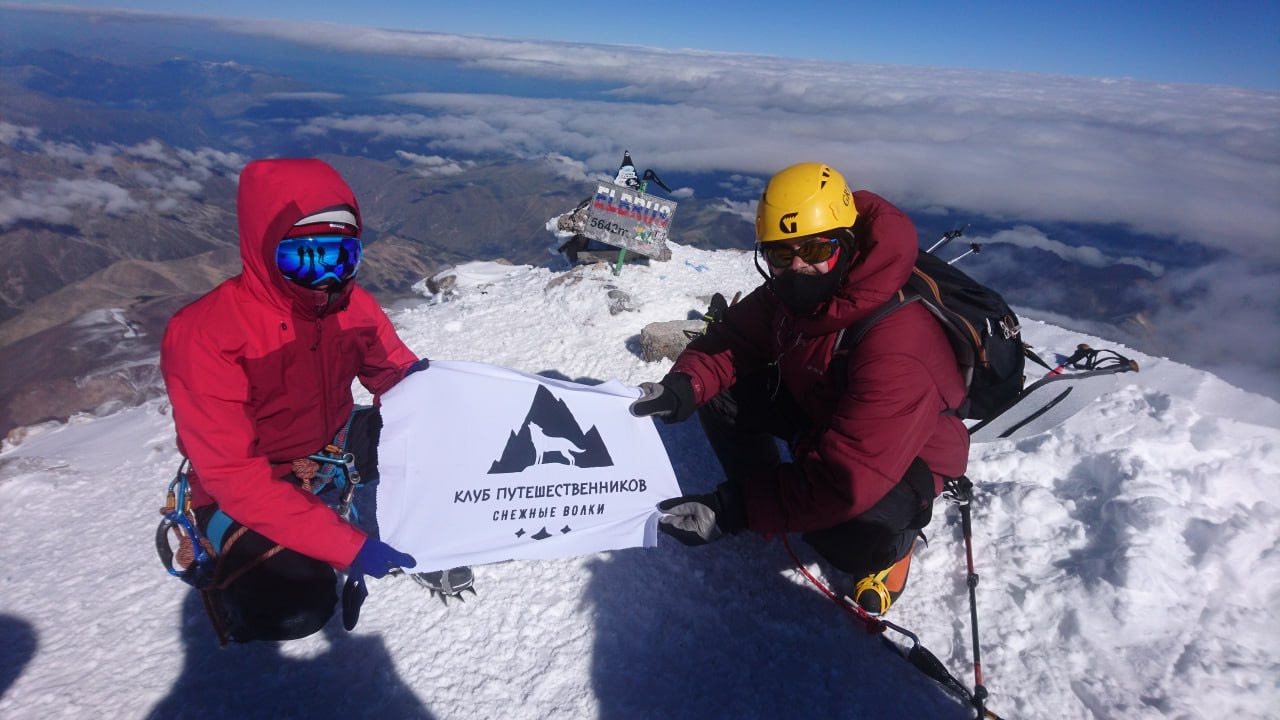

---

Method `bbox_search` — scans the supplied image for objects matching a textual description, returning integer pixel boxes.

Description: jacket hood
[236,158,362,314]
[787,191,918,336]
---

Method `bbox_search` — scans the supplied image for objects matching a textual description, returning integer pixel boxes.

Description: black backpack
[836,249,1034,421]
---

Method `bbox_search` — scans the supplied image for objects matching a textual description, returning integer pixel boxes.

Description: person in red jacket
[161,158,424,643]
[630,162,969,614]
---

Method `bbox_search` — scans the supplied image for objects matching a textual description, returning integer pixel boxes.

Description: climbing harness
[289,407,365,521]
[155,410,366,578]
[155,459,216,589]
[154,409,373,644]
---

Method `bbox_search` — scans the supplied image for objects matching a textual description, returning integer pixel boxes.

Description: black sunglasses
[760,236,840,269]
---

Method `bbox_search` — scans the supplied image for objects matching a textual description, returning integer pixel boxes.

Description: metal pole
[927,225,968,254]
[956,477,989,717]
[948,243,983,265]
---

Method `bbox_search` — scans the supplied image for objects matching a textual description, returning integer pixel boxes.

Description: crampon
[401,566,476,604]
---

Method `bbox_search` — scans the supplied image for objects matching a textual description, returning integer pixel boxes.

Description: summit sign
[583,181,678,260]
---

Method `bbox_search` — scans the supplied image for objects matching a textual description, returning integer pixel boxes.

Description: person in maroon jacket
[630,162,969,614]
[161,158,425,642]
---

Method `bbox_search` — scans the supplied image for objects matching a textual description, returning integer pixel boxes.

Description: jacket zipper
[314,317,331,425]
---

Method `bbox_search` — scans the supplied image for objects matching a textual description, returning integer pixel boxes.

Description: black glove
[629,372,696,424]
[657,482,747,546]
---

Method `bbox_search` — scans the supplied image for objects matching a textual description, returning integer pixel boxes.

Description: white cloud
[721,174,765,197]
[121,139,179,167]
[539,153,590,184]
[0,178,143,227]
[303,82,1277,264]
[978,226,1166,276]
[711,199,757,224]
[0,128,247,225]
[175,147,247,179]
[1141,259,1280,392]
[0,122,41,146]
[207,20,1276,264]
[265,91,346,101]
[37,140,119,167]
[394,150,474,177]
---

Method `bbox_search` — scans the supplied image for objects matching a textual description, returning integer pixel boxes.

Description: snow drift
[1,242,1276,719]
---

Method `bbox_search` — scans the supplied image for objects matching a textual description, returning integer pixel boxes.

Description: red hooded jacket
[160,159,418,569]
[672,191,969,534]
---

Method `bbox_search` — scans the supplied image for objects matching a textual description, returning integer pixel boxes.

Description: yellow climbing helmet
[755,162,858,243]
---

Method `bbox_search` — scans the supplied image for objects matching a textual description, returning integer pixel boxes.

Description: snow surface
[1,242,1277,719]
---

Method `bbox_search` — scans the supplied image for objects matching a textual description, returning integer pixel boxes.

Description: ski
[970,346,1138,443]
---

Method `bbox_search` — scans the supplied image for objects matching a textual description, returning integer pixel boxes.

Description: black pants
[195,407,383,644]
[699,373,934,578]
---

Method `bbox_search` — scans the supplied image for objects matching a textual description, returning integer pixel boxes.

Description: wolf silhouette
[528,421,585,467]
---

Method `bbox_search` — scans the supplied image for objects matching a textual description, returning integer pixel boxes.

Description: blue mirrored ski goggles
[276,235,362,288]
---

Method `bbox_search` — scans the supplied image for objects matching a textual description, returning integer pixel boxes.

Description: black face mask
[772,268,845,315]
[767,236,856,315]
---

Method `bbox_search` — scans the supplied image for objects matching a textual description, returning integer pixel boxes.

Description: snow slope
[1,242,1277,719]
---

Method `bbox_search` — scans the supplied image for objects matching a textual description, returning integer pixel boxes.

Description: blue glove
[351,537,416,579]
[404,358,430,377]
[342,574,368,631]
[342,538,416,631]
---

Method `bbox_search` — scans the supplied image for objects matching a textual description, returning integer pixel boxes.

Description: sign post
[581,181,678,274]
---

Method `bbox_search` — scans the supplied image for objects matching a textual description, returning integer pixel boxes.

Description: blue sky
[5,0,1279,89]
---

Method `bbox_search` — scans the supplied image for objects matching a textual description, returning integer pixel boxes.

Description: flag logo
[488,385,614,473]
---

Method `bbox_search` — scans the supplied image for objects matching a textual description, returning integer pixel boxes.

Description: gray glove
[629,372,696,423]
[657,483,746,546]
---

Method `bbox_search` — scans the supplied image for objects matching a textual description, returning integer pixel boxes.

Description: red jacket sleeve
[161,318,367,569]
[351,290,419,399]
[672,286,776,403]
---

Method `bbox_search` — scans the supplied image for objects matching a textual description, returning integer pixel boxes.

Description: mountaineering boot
[409,566,476,604]
[853,539,916,616]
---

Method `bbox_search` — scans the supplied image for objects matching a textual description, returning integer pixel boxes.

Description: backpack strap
[827,289,912,397]
[833,289,915,356]
[830,283,974,417]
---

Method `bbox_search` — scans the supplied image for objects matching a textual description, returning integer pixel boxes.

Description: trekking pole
[781,534,1003,718]
[951,476,990,718]
[927,225,969,254]
[1046,344,1095,376]
[947,243,982,265]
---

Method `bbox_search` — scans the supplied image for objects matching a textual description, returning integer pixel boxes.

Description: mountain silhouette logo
[488,385,614,473]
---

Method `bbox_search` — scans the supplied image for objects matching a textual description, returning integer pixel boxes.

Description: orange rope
[210,526,285,590]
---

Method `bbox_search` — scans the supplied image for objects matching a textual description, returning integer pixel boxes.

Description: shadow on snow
[584,420,971,718]
[145,592,433,720]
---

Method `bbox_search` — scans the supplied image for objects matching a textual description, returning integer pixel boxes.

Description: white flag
[375,360,680,570]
